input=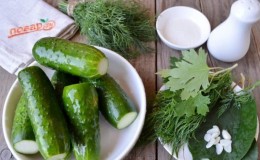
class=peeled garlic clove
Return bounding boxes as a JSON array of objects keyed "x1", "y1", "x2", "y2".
[
  {"x1": 204, "y1": 133, "x2": 211, "y2": 142},
  {"x1": 206, "y1": 138, "x2": 215, "y2": 148},
  {"x1": 216, "y1": 143, "x2": 224, "y2": 155},
  {"x1": 220, "y1": 139, "x2": 232, "y2": 147},
  {"x1": 222, "y1": 130, "x2": 231, "y2": 140},
  {"x1": 213, "y1": 125, "x2": 220, "y2": 132},
  {"x1": 224, "y1": 144, "x2": 232, "y2": 153},
  {"x1": 207, "y1": 128, "x2": 220, "y2": 134},
  {"x1": 211, "y1": 132, "x2": 220, "y2": 139},
  {"x1": 214, "y1": 137, "x2": 221, "y2": 144}
]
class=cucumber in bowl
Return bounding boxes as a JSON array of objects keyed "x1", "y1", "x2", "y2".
[
  {"x1": 3, "y1": 45, "x2": 146, "y2": 160},
  {"x1": 18, "y1": 66, "x2": 71, "y2": 160},
  {"x1": 11, "y1": 94, "x2": 38, "y2": 155},
  {"x1": 33, "y1": 37, "x2": 108, "y2": 79},
  {"x1": 94, "y1": 74, "x2": 138, "y2": 129},
  {"x1": 62, "y1": 82, "x2": 100, "y2": 160}
]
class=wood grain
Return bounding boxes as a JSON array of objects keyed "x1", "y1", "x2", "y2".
[
  {"x1": 124, "y1": 0, "x2": 157, "y2": 159},
  {"x1": 156, "y1": 1, "x2": 202, "y2": 159},
  {"x1": 0, "y1": 68, "x2": 16, "y2": 160}
]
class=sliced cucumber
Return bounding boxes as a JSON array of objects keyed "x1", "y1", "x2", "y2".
[
  {"x1": 14, "y1": 140, "x2": 38, "y2": 154},
  {"x1": 117, "y1": 112, "x2": 138, "y2": 129},
  {"x1": 18, "y1": 66, "x2": 71, "y2": 160},
  {"x1": 11, "y1": 94, "x2": 38, "y2": 154},
  {"x1": 95, "y1": 74, "x2": 138, "y2": 129},
  {"x1": 63, "y1": 82, "x2": 100, "y2": 160}
]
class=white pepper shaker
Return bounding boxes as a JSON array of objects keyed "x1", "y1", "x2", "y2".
[{"x1": 207, "y1": 0, "x2": 260, "y2": 62}]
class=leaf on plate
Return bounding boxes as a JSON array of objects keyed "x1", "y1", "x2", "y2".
[
  {"x1": 241, "y1": 140, "x2": 258, "y2": 160},
  {"x1": 188, "y1": 99, "x2": 257, "y2": 160},
  {"x1": 158, "y1": 48, "x2": 210, "y2": 100},
  {"x1": 175, "y1": 93, "x2": 210, "y2": 117}
]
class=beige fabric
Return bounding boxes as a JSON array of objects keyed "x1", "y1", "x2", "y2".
[{"x1": 0, "y1": 0, "x2": 78, "y2": 74}]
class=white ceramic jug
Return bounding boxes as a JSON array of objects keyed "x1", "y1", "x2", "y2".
[{"x1": 207, "y1": 0, "x2": 260, "y2": 62}]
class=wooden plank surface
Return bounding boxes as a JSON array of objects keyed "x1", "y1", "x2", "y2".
[
  {"x1": 1, "y1": 0, "x2": 260, "y2": 159},
  {"x1": 156, "y1": 1, "x2": 202, "y2": 159}
]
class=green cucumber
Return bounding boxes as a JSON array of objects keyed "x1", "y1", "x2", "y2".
[
  {"x1": 95, "y1": 74, "x2": 138, "y2": 129},
  {"x1": 51, "y1": 70, "x2": 79, "y2": 99},
  {"x1": 11, "y1": 94, "x2": 38, "y2": 154},
  {"x1": 18, "y1": 66, "x2": 71, "y2": 160},
  {"x1": 62, "y1": 82, "x2": 100, "y2": 160},
  {"x1": 32, "y1": 37, "x2": 108, "y2": 79}
]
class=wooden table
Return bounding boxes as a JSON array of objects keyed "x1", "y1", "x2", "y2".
[{"x1": 1, "y1": 0, "x2": 260, "y2": 159}]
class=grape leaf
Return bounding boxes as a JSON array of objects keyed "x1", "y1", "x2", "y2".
[
  {"x1": 194, "y1": 93, "x2": 210, "y2": 116},
  {"x1": 158, "y1": 48, "x2": 210, "y2": 100},
  {"x1": 175, "y1": 93, "x2": 210, "y2": 117}
]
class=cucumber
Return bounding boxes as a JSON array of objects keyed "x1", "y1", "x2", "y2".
[
  {"x1": 18, "y1": 66, "x2": 71, "y2": 160},
  {"x1": 32, "y1": 37, "x2": 108, "y2": 79},
  {"x1": 62, "y1": 82, "x2": 100, "y2": 160},
  {"x1": 95, "y1": 74, "x2": 138, "y2": 129},
  {"x1": 11, "y1": 94, "x2": 38, "y2": 154},
  {"x1": 51, "y1": 70, "x2": 79, "y2": 99}
]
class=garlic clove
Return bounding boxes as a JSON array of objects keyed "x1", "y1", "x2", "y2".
[
  {"x1": 216, "y1": 143, "x2": 224, "y2": 155},
  {"x1": 206, "y1": 138, "x2": 215, "y2": 148},
  {"x1": 214, "y1": 137, "x2": 221, "y2": 144},
  {"x1": 211, "y1": 132, "x2": 220, "y2": 139},
  {"x1": 204, "y1": 133, "x2": 211, "y2": 142},
  {"x1": 207, "y1": 128, "x2": 220, "y2": 135},
  {"x1": 224, "y1": 144, "x2": 232, "y2": 153},
  {"x1": 220, "y1": 139, "x2": 232, "y2": 147},
  {"x1": 213, "y1": 125, "x2": 220, "y2": 132},
  {"x1": 222, "y1": 130, "x2": 231, "y2": 140}
]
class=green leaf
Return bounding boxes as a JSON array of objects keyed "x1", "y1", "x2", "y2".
[
  {"x1": 242, "y1": 140, "x2": 258, "y2": 160},
  {"x1": 194, "y1": 94, "x2": 210, "y2": 116},
  {"x1": 40, "y1": 19, "x2": 46, "y2": 23},
  {"x1": 158, "y1": 48, "x2": 210, "y2": 100},
  {"x1": 175, "y1": 93, "x2": 210, "y2": 117},
  {"x1": 40, "y1": 18, "x2": 49, "y2": 23},
  {"x1": 170, "y1": 56, "x2": 181, "y2": 69},
  {"x1": 175, "y1": 99, "x2": 196, "y2": 117},
  {"x1": 189, "y1": 99, "x2": 257, "y2": 160}
]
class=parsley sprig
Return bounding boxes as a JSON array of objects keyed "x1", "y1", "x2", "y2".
[{"x1": 158, "y1": 48, "x2": 237, "y2": 117}]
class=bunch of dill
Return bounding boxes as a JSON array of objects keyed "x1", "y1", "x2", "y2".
[{"x1": 59, "y1": 0, "x2": 155, "y2": 58}]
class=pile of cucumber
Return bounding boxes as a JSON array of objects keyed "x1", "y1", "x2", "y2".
[{"x1": 12, "y1": 37, "x2": 138, "y2": 160}]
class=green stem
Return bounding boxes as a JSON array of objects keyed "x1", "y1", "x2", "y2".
[
  {"x1": 210, "y1": 63, "x2": 238, "y2": 76},
  {"x1": 58, "y1": 0, "x2": 69, "y2": 14}
]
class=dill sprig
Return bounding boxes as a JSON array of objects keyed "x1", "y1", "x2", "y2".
[
  {"x1": 153, "y1": 89, "x2": 205, "y2": 154},
  {"x1": 59, "y1": 0, "x2": 155, "y2": 58},
  {"x1": 217, "y1": 81, "x2": 260, "y2": 118},
  {"x1": 138, "y1": 55, "x2": 235, "y2": 154},
  {"x1": 148, "y1": 72, "x2": 232, "y2": 154}
]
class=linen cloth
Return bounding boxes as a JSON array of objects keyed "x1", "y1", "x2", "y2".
[{"x1": 0, "y1": 0, "x2": 78, "y2": 74}]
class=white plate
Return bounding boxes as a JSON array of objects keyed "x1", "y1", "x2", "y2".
[
  {"x1": 156, "y1": 6, "x2": 211, "y2": 50},
  {"x1": 2, "y1": 46, "x2": 146, "y2": 160},
  {"x1": 159, "y1": 85, "x2": 259, "y2": 160}
]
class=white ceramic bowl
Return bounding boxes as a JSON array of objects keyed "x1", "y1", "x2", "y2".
[
  {"x1": 2, "y1": 46, "x2": 146, "y2": 160},
  {"x1": 156, "y1": 6, "x2": 211, "y2": 50}
]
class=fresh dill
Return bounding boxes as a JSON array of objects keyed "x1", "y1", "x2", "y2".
[
  {"x1": 138, "y1": 48, "x2": 258, "y2": 156},
  {"x1": 59, "y1": 0, "x2": 155, "y2": 58}
]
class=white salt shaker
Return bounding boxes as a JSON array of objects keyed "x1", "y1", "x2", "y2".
[{"x1": 207, "y1": 0, "x2": 260, "y2": 62}]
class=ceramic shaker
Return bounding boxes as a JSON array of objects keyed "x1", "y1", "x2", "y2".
[{"x1": 207, "y1": 0, "x2": 260, "y2": 62}]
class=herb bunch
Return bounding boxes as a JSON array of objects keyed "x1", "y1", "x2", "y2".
[
  {"x1": 139, "y1": 48, "x2": 242, "y2": 154},
  {"x1": 59, "y1": 0, "x2": 155, "y2": 58}
]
